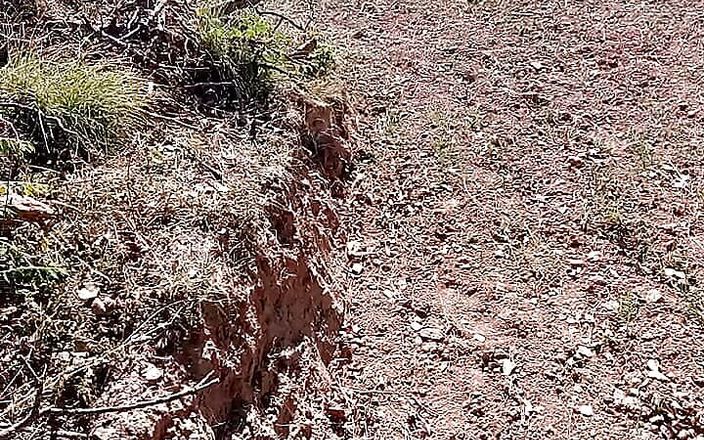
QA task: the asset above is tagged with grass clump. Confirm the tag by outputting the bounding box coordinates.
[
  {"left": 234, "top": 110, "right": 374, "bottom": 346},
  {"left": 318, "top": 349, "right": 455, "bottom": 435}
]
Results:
[
  {"left": 0, "top": 238, "right": 67, "bottom": 294},
  {"left": 198, "top": 6, "right": 288, "bottom": 64},
  {"left": 0, "top": 137, "right": 33, "bottom": 155},
  {"left": 0, "top": 56, "right": 147, "bottom": 159},
  {"left": 194, "top": 4, "right": 337, "bottom": 108},
  {"left": 299, "top": 42, "right": 336, "bottom": 77},
  {"left": 196, "top": 5, "right": 288, "bottom": 104}
]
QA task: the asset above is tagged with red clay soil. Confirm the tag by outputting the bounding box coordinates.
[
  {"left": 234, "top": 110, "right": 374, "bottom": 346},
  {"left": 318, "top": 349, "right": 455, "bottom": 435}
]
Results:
[{"left": 319, "top": 0, "right": 704, "bottom": 438}]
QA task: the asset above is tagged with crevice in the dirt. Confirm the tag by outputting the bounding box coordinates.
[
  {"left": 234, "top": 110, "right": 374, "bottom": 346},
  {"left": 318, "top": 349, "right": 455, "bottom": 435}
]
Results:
[
  {"left": 297, "top": 94, "right": 352, "bottom": 183},
  {"left": 78, "top": 96, "right": 352, "bottom": 440},
  {"left": 160, "top": 250, "right": 341, "bottom": 439},
  {"left": 1, "top": 3, "right": 353, "bottom": 437},
  {"left": 84, "top": 192, "right": 345, "bottom": 439}
]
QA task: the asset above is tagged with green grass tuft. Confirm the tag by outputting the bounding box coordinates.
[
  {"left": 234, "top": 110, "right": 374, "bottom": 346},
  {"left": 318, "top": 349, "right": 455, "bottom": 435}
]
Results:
[
  {"left": 0, "top": 136, "right": 34, "bottom": 155},
  {"left": 193, "top": 4, "right": 337, "bottom": 107},
  {"left": 197, "top": 7, "right": 286, "bottom": 63},
  {"left": 0, "top": 56, "right": 147, "bottom": 158},
  {"left": 0, "top": 239, "right": 67, "bottom": 292}
]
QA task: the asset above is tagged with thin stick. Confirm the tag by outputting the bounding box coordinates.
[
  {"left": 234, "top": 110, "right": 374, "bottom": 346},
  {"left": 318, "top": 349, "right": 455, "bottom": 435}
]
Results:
[
  {"left": 42, "top": 373, "right": 219, "bottom": 416},
  {"left": 0, "top": 380, "right": 43, "bottom": 439},
  {"left": 0, "top": 266, "right": 65, "bottom": 276},
  {"left": 255, "top": 10, "right": 305, "bottom": 31},
  {"left": 0, "top": 410, "right": 35, "bottom": 439},
  {"left": 54, "top": 430, "right": 88, "bottom": 439}
]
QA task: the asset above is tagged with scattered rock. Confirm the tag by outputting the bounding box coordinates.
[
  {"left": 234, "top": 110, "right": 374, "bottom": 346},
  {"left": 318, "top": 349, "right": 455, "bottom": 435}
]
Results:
[
  {"left": 613, "top": 388, "right": 626, "bottom": 405},
  {"left": 568, "top": 259, "right": 585, "bottom": 267},
  {"left": 501, "top": 359, "right": 516, "bottom": 376},
  {"left": 77, "top": 283, "right": 100, "bottom": 301},
  {"left": 647, "top": 359, "right": 660, "bottom": 372},
  {"left": 604, "top": 299, "right": 620, "bottom": 312},
  {"left": 647, "top": 370, "right": 669, "bottom": 381},
  {"left": 92, "top": 426, "right": 119, "bottom": 440},
  {"left": 664, "top": 268, "right": 685, "bottom": 280},
  {"left": 644, "top": 289, "right": 663, "bottom": 304},
  {"left": 640, "top": 330, "right": 656, "bottom": 340},
  {"left": 142, "top": 363, "right": 163, "bottom": 382},
  {"left": 649, "top": 414, "right": 665, "bottom": 424},
  {"left": 576, "top": 346, "right": 594, "bottom": 358},
  {"left": 587, "top": 251, "right": 601, "bottom": 262},
  {"left": 421, "top": 341, "right": 438, "bottom": 352},
  {"left": 350, "top": 263, "right": 364, "bottom": 275},
  {"left": 577, "top": 404, "right": 594, "bottom": 417},
  {"left": 529, "top": 60, "right": 545, "bottom": 70},
  {"left": 646, "top": 359, "right": 669, "bottom": 381},
  {"left": 346, "top": 240, "right": 365, "bottom": 257},
  {"left": 493, "top": 348, "right": 509, "bottom": 360},
  {"left": 7, "top": 193, "right": 55, "bottom": 222},
  {"left": 419, "top": 327, "right": 444, "bottom": 341},
  {"left": 673, "top": 175, "right": 689, "bottom": 188}
]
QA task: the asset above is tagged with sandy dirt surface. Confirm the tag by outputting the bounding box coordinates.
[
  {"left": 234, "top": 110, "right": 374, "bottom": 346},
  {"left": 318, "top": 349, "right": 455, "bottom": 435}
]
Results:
[{"left": 320, "top": 0, "right": 704, "bottom": 438}]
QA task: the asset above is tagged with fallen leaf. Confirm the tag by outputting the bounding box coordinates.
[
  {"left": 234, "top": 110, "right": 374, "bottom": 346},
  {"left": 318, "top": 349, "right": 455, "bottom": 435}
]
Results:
[
  {"left": 91, "top": 298, "right": 107, "bottom": 315},
  {"left": 289, "top": 38, "right": 318, "bottom": 58},
  {"left": 568, "top": 155, "right": 584, "bottom": 167},
  {"left": 324, "top": 404, "right": 346, "bottom": 423}
]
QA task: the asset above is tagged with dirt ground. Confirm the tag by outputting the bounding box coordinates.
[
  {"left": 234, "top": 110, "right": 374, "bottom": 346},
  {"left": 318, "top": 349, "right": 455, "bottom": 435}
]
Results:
[
  {"left": 318, "top": 0, "right": 704, "bottom": 438},
  {"left": 2, "top": 0, "right": 704, "bottom": 438}
]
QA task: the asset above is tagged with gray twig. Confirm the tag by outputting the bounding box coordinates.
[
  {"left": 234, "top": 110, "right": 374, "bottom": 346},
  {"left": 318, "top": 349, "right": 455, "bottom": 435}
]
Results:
[{"left": 43, "top": 372, "right": 219, "bottom": 416}]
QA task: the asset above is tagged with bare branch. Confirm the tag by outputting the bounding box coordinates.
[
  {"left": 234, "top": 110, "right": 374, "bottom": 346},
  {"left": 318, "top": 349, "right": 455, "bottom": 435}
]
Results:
[
  {"left": 42, "top": 373, "right": 219, "bottom": 416},
  {"left": 0, "top": 381, "right": 42, "bottom": 439}
]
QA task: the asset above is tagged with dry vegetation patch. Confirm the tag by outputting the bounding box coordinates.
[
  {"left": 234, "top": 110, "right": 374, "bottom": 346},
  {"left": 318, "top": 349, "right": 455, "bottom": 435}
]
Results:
[{"left": 1, "top": 0, "right": 352, "bottom": 439}]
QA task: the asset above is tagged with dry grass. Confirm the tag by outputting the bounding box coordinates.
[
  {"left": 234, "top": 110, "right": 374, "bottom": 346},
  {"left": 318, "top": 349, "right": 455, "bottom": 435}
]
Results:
[{"left": 0, "top": 0, "right": 351, "bottom": 438}]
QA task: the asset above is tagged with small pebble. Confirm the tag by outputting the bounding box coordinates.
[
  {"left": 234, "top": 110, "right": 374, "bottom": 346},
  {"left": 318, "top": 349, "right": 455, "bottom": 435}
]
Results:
[{"left": 577, "top": 404, "right": 594, "bottom": 417}]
